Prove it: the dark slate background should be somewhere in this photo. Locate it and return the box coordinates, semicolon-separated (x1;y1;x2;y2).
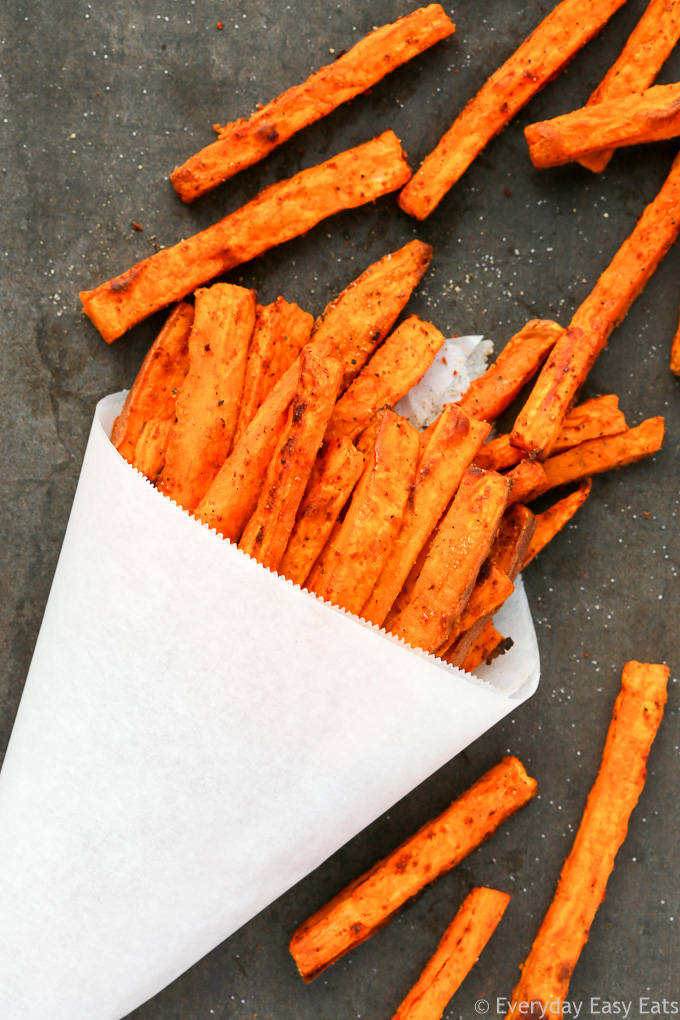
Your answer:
1;1;678;1017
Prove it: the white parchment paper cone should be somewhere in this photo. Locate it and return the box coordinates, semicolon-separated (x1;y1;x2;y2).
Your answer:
0;392;539;1020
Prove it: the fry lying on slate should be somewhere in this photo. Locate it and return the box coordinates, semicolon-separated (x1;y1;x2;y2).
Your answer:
525;83;680;169
522;480;592;570
671;308;680;376
512;149;680;460
398;0;628;219
80;130;412;342
577;0;680;174
507;661;669;1017
289;757;536;982
392;887;510;1020
171;4;454;202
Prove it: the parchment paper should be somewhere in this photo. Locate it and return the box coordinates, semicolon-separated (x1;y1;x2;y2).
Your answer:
0;376;539;1019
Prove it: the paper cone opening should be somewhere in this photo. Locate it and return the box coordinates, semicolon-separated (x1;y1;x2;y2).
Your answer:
0;394;539;1020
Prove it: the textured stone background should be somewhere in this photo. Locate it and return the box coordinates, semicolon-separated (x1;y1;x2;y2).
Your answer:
1;1;678;1017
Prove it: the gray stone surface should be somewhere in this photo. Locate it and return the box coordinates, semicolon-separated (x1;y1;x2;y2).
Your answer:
1;1;678;1017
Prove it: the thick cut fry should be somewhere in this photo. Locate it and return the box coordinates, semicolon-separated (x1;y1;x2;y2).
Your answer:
671;308;680;375
310;240;433;390
542;417;665;491
512;150;680;458
392;887;510;1020
194;363;299;541
171;5;454;201
462;622;511;673
130;419;173;483
398;0;627;219
579;0;680;173
196;239;430;539
490;504;536;579
239;351;343;570
506;460;548;506
456;320;564;423
157;284;257;512
279;437;365;587
437;562;514;662
80;132;412;343
111;302;194;461
308;411;421;616
508;661;668;1017
389;467;510;653
232;298;313;447
326;315;445;442
362;405;491;628
290;756;537;982
476;395;627;471
523;479;592;569
526;83;680;169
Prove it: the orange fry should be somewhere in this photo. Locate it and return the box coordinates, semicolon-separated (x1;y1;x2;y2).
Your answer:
526;82;680;169
506;460;548;505
490;503;536;578
508;661;668;1017
398;0;627;219
512;150;680;459
461;622;511;674
290;756;537;982
157;284;257;512
671;308;680;375
308;411;420;616
522;479;592;569
80;131;412;343
392;887;510;1020
130;419;173;483
542;417;665;491
437;562;514;662
171;5;454;201
456;320;564;423
475;394;627;471
111;302;194;461
579;0;680;173
362;404;490;628
389;467;510;653
310;240;433;391
326;315;445;442
233;298;313;447
279;437;365;587
239;350;343;571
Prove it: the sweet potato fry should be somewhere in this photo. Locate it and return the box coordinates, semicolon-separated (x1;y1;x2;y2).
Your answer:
111;302;194;461
308;411;420;616
579;0;680;173
326;316;445;442
130;419;173;483
388;467;510;653
232;298;313;447
171;5;454;201
506;460;548;506
522;479;592;569
526;82;680;169
507;661;668;1017
490;503;536;578
290;756;537;982
462;622;511;674
279;437;365;587
157;284;257;512
80;131;412;343
310;240;433;390
511;150;680;459
671;308;680;375
362;404;491;628
456;320;564;423
542;417;665;491
398;0;627;219
392;887;510;1020
238;351;344;570
475;394;627;472
437;562;514;663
